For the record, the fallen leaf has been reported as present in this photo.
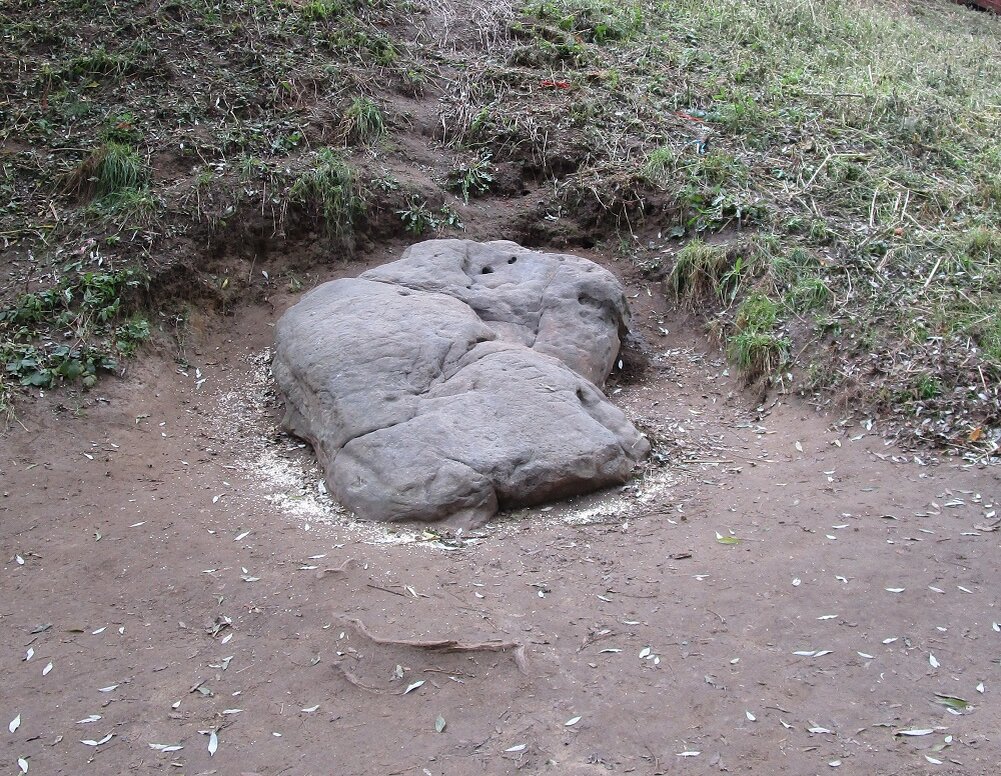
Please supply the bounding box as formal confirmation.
[745,710,756,722]
[885,588,905,593]
[925,755,943,765]
[403,680,425,695]
[505,744,526,752]
[676,751,700,757]
[300,705,319,713]
[435,715,446,733]
[98,685,118,693]
[207,730,218,756]
[565,716,581,727]
[42,662,53,676]
[149,743,184,753]
[17,758,28,774]
[80,733,113,746]
[9,715,20,733]
[933,694,968,711]
[715,532,739,545]
[639,647,651,659]
[929,653,940,669]
[895,729,934,737]
[76,715,101,724]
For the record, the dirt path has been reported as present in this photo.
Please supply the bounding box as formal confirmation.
[3,254,999,776]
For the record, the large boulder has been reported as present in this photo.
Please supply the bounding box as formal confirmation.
[273,239,649,527]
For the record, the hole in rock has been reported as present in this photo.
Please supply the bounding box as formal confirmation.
[481,266,494,274]
[508,256,518,264]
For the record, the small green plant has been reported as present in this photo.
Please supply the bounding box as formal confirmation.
[785,276,831,313]
[340,97,386,145]
[642,146,677,182]
[287,149,364,242]
[397,198,464,234]
[727,292,788,379]
[397,198,438,234]
[66,141,147,201]
[912,373,943,400]
[667,239,760,306]
[0,269,150,392]
[446,152,495,203]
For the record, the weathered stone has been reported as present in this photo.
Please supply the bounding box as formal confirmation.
[273,239,649,527]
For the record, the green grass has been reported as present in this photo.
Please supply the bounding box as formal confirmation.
[287,149,364,243]
[340,96,386,145]
[66,141,147,201]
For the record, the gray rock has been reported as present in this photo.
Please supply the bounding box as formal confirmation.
[273,239,649,527]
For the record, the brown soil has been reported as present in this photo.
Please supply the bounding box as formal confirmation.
[3,250,1000,776]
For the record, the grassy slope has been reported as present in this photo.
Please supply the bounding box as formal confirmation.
[1,0,999,455]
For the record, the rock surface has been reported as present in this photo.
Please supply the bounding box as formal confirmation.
[273,239,649,527]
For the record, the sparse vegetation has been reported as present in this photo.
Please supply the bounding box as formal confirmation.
[286,149,364,243]
[1,0,998,452]
[446,152,495,203]
[339,96,386,146]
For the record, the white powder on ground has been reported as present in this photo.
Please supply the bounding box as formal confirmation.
[212,348,690,545]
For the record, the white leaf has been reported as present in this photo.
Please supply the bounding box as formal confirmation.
[882,637,898,644]
[808,726,831,734]
[42,662,53,676]
[564,716,581,727]
[301,705,319,713]
[76,715,101,724]
[638,647,651,659]
[598,648,621,653]
[857,652,875,659]
[403,680,425,695]
[9,715,20,733]
[16,555,25,565]
[925,755,943,765]
[234,531,250,541]
[929,653,940,668]
[80,733,113,746]
[505,744,526,752]
[976,682,985,693]
[24,648,33,662]
[149,743,184,752]
[222,709,242,715]
[993,622,1000,632]
[91,627,106,635]
[221,633,233,645]
[676,751,700,757]
[795,441,803,452]
[207,730,218,756]
[18,757,28,773]
[98,685,118,692]
[745,710,756,721]
[816,615,837,620]
[885,588,905,593]
[829,761,841,767]
[780,719,793,730]
[895,728,934,736]
[792,578,801,586]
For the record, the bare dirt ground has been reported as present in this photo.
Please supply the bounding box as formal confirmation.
[2,251,1000,776]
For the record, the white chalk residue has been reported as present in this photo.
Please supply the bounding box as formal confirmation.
[213,349,678,545]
